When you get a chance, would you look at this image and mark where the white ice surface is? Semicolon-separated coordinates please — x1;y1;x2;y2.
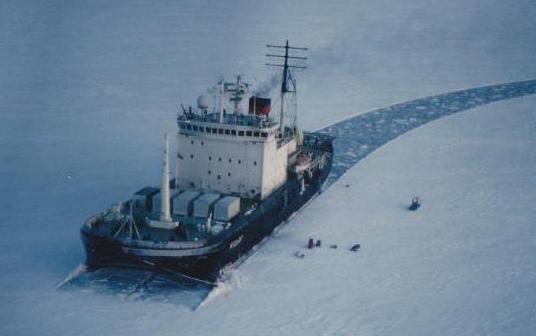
1;1;536;335
184;96;536;336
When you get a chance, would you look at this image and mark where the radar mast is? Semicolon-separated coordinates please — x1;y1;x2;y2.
266;40;307;135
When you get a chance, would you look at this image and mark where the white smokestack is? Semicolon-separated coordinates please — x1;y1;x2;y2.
160;133;171;222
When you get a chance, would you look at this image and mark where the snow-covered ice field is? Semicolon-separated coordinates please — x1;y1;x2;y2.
1;0;536;335
190;95;536;336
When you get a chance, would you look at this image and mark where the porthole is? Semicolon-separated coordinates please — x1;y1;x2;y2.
190;154;194;159
218;157;222;162
253;161;257;166
238;160;241;164
208;170;211;175
209;156;212;161
191;140;194;144
217;175;221;180
228;158;232;163
228;172;231;177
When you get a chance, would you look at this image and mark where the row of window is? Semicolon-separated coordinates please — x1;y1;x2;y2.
207;171;233;179
187;153;257;166
186;182;258;196
179;123;269;138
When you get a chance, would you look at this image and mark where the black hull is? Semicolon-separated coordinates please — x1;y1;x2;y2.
82;149;332;282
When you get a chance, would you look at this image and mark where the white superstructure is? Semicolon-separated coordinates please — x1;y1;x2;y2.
175;113;296;199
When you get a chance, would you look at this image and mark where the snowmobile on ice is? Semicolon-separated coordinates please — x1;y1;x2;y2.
408;197;421;211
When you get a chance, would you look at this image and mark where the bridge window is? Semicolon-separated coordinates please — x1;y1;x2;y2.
254;131;260;137
218;129;224;134
199;127;204;132
225;129;230;135
186;125;192;130
193;125;198;131
238;131;244;136
206;127;212;133
231;130;237;136
261;132;268;138
246;131;252;137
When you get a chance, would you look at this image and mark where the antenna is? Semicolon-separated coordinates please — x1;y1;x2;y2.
225;75;250;115
266;40;307;134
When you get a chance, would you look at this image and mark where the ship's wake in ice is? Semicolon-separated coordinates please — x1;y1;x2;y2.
321;79;536;186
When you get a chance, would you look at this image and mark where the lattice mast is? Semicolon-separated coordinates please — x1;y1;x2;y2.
266;40;307;135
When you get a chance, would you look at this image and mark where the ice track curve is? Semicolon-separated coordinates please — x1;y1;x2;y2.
319;79;536;186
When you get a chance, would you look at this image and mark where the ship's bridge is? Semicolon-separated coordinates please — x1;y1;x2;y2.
177;112;279;140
